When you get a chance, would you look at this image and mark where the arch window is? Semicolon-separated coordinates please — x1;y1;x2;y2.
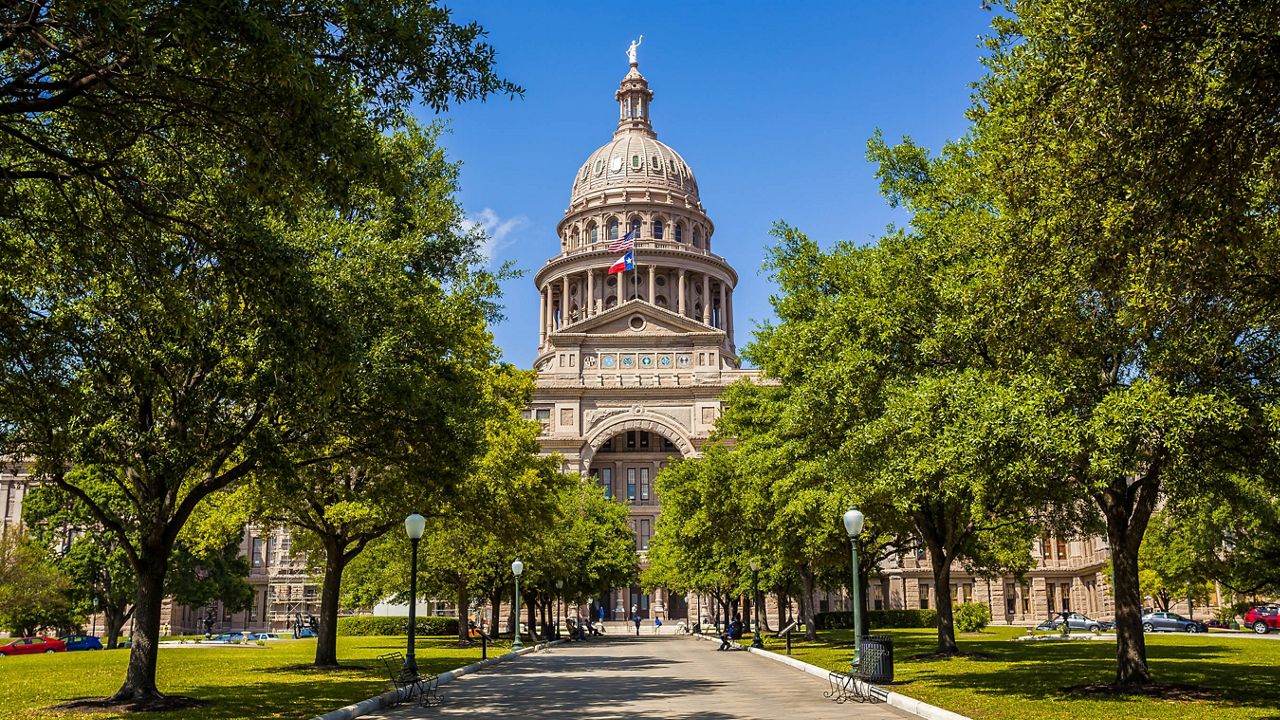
653;220;664;240
632;154;641;169
606;295;618;308
674;223;684;243
693;228;702;248
630;219;642;238
655;295;668;308
652;156;661;172
589;223;598;244
607;220;619;242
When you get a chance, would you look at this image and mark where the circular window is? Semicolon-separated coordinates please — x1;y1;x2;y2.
629;316;646;331
606;277;617;288
656;276;666;287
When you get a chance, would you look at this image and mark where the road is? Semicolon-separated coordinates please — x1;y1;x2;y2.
365;634;911;719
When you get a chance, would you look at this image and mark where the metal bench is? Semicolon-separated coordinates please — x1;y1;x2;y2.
825;670;875;704
378;652;441;707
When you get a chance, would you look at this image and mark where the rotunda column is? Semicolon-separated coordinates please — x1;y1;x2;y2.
726;287;734;347
702;274;711;325
587;269;595;318
648;265;656;305
539;287;547;347
561;275;570;328
718;282;726;330
678;269;687;316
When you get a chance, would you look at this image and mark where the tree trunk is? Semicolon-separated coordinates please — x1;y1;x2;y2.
111;552;169;701
488;587;502;636
525;590;537;642
776;591;789;632
105;605;128;650
799;564;818;641
1102;477;1157;685
929;545;958;655
456;580;471;644
313;538;347;668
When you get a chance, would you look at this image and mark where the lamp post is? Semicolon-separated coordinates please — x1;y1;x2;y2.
511;559;525;651
842;507;865;672
555;580;564;640
749;558;764;649
403;513;426;674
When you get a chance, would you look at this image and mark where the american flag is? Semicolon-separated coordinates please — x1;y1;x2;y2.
608;229;636;253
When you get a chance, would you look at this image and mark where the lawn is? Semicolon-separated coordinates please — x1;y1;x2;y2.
0;635;510;720
764;626;1280;720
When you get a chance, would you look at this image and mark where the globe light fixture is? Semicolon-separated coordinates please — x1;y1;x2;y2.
511;559;525;651
403;513;426;673
555;579;564;640
842;507;865;673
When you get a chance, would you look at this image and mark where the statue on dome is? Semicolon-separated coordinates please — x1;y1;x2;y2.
626;35;643;65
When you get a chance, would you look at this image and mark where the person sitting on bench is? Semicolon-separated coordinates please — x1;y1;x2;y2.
718;626;733;651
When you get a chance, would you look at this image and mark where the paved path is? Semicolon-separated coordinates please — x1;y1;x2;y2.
365;635;910;719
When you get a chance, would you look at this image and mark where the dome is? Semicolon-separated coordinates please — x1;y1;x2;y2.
570;134;699;206
567;63;700;207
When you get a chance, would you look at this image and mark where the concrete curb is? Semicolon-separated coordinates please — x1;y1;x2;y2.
689;633;971;720
310;639;564;720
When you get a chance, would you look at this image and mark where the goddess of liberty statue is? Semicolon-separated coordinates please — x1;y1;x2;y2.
626;35;643;65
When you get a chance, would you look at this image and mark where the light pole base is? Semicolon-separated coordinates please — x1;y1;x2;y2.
751;633;764;649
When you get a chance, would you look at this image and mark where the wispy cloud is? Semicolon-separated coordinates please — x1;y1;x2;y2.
464;208;529;265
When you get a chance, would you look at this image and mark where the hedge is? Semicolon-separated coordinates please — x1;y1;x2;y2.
954;602;991;632
811;608;938;630
336;615;460;637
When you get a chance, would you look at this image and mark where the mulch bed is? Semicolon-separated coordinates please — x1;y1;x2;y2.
49;696;207;714
1064;682;1222;702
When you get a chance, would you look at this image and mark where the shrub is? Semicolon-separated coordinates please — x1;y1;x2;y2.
336;615;459;637
954;602;991;633
811;608;938;630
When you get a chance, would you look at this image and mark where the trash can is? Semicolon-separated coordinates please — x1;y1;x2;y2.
857;635;894;684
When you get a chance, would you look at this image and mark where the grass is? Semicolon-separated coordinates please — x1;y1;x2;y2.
759;626;1280;720
0;635;511;720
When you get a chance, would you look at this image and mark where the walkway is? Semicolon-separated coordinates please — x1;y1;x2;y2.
365;635;911;719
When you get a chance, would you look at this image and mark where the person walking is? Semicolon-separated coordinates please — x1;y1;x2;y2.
654;616;663;634
632;612;641;636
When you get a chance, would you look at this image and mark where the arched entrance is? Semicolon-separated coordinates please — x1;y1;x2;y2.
582;416;695;622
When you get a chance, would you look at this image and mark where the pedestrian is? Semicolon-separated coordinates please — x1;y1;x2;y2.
654;616;663;634
718;626;732;651
632;613;641;636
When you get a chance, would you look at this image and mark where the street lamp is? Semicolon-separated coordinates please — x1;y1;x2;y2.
403;513;426;673
511;559;525;651
749;558;764;649
842;507;865;672
555;580;564;640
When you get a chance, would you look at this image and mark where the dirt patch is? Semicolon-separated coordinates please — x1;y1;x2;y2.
906;651;995;661
1064;682;1222;702
48;696;207;714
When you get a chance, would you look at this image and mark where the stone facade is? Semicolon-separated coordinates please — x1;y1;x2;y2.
529;55;761;620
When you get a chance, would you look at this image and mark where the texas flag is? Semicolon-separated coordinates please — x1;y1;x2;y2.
608;250;635;275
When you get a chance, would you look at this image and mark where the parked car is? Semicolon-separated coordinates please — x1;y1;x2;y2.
1035;612;1113;632
210;631;249;643
0;636;67;656
1141;611;1208;633
58;634;103;651
1243;605;1280;635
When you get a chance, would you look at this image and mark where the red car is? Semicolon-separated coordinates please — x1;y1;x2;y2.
1244;605;1280;634
0;636;67;656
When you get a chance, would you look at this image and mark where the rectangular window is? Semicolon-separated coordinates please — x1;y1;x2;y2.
1061;583;1071;611
919;584;930;609
535;408;550;420
595;468;613;499
251;538;263;567
639;432;650;449
1021;584;1031;613
639;519;651;550
963;583;972;603
627;431;637;449
222;603;231;622
265;537;274;566
262;590;269;622
641;593;650;610
640;468;650;501
627;469;637;501
1056;538;1068;560
1046;583;1056;612
1006;584;1017;615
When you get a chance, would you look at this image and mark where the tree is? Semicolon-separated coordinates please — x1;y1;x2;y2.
1137;511;1212;614
0;527;74;636
1;3;516;700
963;0;1280;685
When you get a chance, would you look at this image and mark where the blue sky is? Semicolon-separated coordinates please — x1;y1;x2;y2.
421;2;996;368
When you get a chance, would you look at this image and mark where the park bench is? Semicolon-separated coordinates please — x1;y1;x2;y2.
378;652;441;708
823;670;884;704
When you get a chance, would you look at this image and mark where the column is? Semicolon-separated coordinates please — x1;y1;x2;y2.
539;288;547;347
726;287;734;343
701;274;711;324
678;269;687;316
544;285;554;337
718;281;726;330
561;275;570;328
647;265;656;305
587;269;595;317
